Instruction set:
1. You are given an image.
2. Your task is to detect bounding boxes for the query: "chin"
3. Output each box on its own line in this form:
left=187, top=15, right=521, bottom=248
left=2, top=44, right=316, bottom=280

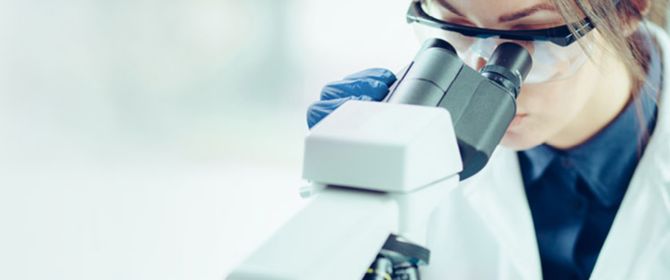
left=500, top=130, right=544, bottom=151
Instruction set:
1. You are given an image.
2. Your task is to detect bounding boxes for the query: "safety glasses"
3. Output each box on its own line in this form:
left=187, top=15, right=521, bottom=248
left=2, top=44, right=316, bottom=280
left=407, top=0, right=597, bottom=84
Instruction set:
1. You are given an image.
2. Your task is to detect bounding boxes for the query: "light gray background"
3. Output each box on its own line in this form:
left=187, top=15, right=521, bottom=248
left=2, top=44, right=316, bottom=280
left=0, top=0, right=418, bottom=279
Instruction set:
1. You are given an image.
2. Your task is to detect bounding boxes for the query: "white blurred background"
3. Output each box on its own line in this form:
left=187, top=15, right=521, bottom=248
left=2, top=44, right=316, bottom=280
left=0, top=0, right=419, bottom=279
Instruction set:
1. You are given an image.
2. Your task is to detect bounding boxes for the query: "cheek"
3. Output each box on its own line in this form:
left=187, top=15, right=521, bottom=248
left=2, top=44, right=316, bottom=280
left=501, top=74, right=596, bottom=149
left=491, top=34, right=606, bottom=150
left=519, top=83, right=582, bottom=119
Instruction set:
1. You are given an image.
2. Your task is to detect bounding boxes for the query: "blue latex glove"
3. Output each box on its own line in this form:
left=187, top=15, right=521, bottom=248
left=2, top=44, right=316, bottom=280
left=306, top=68, right=397, bottom=129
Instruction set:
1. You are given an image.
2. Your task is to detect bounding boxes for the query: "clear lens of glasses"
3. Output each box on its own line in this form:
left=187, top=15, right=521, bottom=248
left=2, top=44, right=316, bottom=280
left=413, top=24, right=594, bottom=84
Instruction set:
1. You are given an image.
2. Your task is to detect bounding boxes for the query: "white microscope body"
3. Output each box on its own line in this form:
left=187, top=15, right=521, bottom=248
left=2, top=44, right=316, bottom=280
left=227, top=100, right=463, bottom=279
left=227, top=38, right=532, bottom=280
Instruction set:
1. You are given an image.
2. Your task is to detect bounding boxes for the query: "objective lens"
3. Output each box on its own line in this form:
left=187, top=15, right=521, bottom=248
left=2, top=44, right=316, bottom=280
left=363, top=255, right=393, bottom=280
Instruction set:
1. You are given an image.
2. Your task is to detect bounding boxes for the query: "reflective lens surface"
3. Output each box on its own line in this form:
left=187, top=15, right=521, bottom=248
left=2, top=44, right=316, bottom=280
left=416, top=0, right=593, bottom=84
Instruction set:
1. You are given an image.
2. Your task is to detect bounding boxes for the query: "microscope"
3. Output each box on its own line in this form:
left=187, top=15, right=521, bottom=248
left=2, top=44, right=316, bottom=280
left=227, top=38, right=532, bottom=280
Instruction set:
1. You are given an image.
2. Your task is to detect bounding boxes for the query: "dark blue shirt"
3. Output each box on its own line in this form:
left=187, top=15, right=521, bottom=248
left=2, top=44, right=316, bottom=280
left=518, top=31, right=662, bottom=280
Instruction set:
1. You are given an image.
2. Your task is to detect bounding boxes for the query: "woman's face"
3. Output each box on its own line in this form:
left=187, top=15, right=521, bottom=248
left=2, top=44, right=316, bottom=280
left=413, top=0, right=622, bottom=150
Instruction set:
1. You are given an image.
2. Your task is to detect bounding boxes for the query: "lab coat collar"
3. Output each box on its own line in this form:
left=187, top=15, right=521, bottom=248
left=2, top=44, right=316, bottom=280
left=462, top=148, right=542, bottom=279
left=589, top=22, right=670, bottom=279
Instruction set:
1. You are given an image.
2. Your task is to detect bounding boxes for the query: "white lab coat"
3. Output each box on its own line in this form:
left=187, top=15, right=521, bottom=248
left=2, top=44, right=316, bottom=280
left=420, top=23, right=670, bottom=279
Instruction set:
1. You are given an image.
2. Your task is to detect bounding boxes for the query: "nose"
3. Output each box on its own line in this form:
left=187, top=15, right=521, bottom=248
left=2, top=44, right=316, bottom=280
left=463, top=54, right=489, bottom=72
left=475, top=57, right=487, bottom=71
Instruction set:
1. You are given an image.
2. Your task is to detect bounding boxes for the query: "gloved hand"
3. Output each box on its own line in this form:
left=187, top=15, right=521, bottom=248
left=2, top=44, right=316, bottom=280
left=306, top=68, right=397, bottom=129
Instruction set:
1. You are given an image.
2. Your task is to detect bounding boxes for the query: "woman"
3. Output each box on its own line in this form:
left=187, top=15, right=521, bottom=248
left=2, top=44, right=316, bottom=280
left=307, top=0, right=670, bottom=279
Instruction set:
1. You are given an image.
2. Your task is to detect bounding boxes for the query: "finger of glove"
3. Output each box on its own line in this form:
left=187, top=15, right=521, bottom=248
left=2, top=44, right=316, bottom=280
left=320, top=78, right=390, bottom=102
left=307, top=95, right=373, bottom=129
left=343, top=68, right=396, bottom=86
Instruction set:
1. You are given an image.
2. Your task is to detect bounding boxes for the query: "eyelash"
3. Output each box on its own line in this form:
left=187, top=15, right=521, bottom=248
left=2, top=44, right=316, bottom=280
left=447, top=16, right=559, bottom=30
left=512, top=22, right=562, bottom=30
left=451, top=19, right=475, bottom=26
left=511, top=24, right=541, bottom=30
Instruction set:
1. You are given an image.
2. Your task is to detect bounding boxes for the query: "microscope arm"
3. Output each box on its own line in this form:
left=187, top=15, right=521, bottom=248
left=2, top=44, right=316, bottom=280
left=227, top=185, right=398, bottom=280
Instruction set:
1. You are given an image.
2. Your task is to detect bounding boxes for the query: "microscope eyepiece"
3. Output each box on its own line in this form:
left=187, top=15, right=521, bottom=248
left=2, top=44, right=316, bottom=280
left=480, top=42, right=533, bottom=97
left=419, top=38, right=457, bottom=55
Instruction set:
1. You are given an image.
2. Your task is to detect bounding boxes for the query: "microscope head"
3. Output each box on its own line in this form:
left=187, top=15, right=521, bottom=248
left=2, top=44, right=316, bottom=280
left=385, top=38, right=532, bottom=179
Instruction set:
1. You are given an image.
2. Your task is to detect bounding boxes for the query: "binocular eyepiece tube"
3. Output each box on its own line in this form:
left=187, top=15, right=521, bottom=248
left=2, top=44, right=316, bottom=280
left=385, top=38, right=533, bottom=180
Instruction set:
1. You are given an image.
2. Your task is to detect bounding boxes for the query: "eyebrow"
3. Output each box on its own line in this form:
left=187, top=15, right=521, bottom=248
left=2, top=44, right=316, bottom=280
left=436, top=0, right=558, bottom=23
left=436, top=0, right=465, bottom=17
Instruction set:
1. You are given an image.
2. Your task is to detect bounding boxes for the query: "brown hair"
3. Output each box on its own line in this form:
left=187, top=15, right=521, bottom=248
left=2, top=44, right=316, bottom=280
left=550, top=0, right=669, bottom=149
left=550, top=0, right=668, bottom=89
left=549, top=0, right=668, bottom=148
